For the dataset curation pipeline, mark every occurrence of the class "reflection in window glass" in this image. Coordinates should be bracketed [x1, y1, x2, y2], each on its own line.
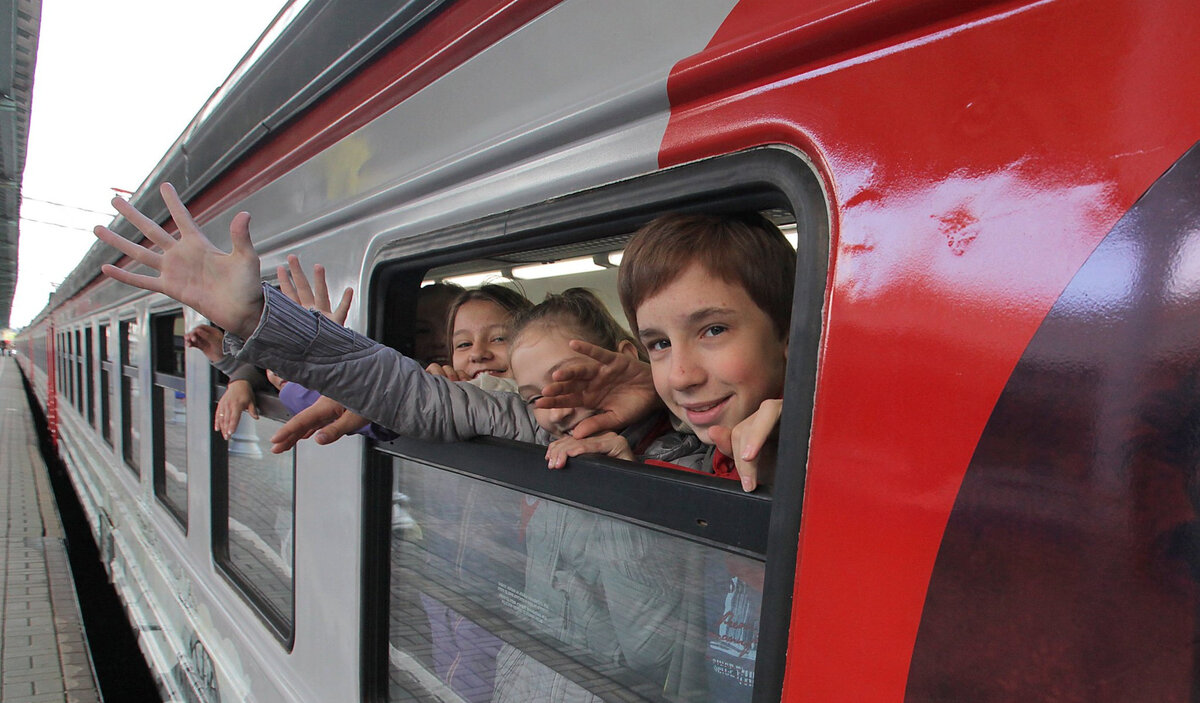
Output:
[387, 458, 763, 703]
[99, 325, 112, 446]
[153, 313, 188, 524]
[157, 385, 188, 517]
[224, 413, 295, 625]
[120, 320, 141, 474]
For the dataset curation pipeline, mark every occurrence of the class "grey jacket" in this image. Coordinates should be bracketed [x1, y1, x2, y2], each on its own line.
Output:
[227, 285, 551, 444]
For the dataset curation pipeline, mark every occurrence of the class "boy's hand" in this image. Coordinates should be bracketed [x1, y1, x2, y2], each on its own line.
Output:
[94, 183, 264, 338]
[545, 432, 633, 469]
[269, 395, 369, 452]
[708, 399, 782, 492]
[277, 254, 354, 325]
[215, 379, 259, 440]
[184, 324, 225, 364]
[535, 340, 659, 438]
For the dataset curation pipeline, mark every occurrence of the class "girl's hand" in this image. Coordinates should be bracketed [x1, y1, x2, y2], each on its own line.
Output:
[94, 183, 264, 338]
[545, 432, 633, 469]
[277, 254, 354, 325]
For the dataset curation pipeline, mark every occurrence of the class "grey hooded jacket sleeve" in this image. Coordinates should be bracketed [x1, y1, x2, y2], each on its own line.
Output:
[225, 285, 552, 445]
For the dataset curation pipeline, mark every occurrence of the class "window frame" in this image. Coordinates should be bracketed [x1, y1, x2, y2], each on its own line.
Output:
[360, 146, 828, 702]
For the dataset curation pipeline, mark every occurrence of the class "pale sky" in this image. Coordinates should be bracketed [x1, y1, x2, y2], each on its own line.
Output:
[11, 0, 290, 329]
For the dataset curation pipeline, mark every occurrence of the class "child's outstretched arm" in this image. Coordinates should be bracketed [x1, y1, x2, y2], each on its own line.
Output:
[535, 340, 660, 438]
[94, 183, 265, 339]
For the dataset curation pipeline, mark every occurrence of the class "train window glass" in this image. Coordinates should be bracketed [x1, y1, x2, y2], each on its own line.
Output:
[381, 453, 763, 702]
[65, 330, 75, 408]
[74, 329, 84, 414]
[152, 312, 188, 526]
[212, 381, 296, 642]
[364, 149, 824, 702]
[85, 328, 95, 426]
[32, 334, 45, 375]
[99, 324, 112, 446]
[120, 319, 141, 475]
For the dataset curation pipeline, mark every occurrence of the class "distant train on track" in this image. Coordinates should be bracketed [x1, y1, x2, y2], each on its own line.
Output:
[15, 0, 1200, 700]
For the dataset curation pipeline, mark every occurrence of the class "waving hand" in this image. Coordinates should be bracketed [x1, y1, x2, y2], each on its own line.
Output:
[93, 183, 265, 338]
[277, 254, 354, 325]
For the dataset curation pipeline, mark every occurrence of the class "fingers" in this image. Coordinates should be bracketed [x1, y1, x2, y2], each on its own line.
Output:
[314, 410, 367, 445]
[269, 397, 343, 452]
[158, 183, 203, 240]
[567, 411, 622, 439]
[567, 339, 618, 363]
[708, 424, 734, 458]
[545, 438, 573, 469]
[228, 211, 254, 259]
[549, 359, 601, 383]
[277, 264, 299, 304]
[95, 227, 164, 271]
[111, 194, 176, 252]
[545, 433, 631, 468]
[286, 255, 316, 306]
[736, 399, 782, 463]
[331, 287, 353, 325]
[425, 362, 447, 377]
[100, 263, 164, 295]
[312, 264, 330, 311]
[717, 399, 783, 492]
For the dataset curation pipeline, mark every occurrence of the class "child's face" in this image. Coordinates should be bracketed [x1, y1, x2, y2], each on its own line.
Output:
[451, 299, 513, 380]
[510, 325, 607, 438]
[636, 263, 787, 445]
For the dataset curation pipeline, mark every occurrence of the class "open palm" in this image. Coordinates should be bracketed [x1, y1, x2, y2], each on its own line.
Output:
[93, 183, 265, 338]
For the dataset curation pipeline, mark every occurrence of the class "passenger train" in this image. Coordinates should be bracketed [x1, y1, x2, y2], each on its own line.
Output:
[15, 0, 1200, 700]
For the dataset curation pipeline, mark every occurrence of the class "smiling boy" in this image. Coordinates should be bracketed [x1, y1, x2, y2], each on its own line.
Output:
[620, 213, 794, 489]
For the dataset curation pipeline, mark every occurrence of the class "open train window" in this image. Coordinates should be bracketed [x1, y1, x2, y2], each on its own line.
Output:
[119, 319, 141, 476]
[151, 311, 188, 527]
[99, 324, 113, 446]
[362, 148, 826, 702]
[211, 352, 297, 644]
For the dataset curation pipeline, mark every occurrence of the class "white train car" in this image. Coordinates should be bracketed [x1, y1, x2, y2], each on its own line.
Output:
[16, 0, 1200, 701]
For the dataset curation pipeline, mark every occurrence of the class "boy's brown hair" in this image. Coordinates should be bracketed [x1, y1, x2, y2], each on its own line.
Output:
[511, 287, 646, 361]
[618, 212, 796, 338]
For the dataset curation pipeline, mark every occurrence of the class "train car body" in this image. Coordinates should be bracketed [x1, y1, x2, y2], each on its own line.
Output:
[16, 0, 1200, 700]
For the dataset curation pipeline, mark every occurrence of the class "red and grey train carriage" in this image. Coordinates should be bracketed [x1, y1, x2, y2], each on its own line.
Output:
[15, 0, 1200, 700]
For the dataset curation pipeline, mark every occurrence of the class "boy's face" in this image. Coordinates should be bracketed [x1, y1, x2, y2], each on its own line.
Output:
[511, 325, 606, 438]
[635, 262, 787, 445]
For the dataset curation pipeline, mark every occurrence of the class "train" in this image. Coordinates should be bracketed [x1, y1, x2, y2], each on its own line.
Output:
[15, 0, 1200, 700]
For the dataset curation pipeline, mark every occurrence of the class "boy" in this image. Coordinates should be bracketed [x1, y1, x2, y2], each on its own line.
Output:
[539, 212, 793, 491]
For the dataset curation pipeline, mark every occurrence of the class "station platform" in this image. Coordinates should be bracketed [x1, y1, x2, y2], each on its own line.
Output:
[0, 359, 100, 702]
